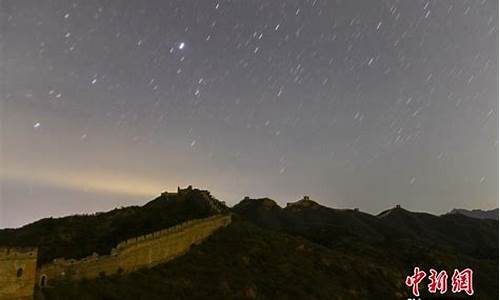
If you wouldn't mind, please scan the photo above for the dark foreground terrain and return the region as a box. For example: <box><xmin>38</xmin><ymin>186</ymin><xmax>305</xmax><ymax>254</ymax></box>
<box><xmin>1</xmin><ymin>187</ymin><xmax>497</xmax><ymax>299</ymax></box>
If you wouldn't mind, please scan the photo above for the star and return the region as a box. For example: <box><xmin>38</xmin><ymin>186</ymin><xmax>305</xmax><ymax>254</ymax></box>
<box><xmin>1</xmin><ymin>0</ymin><xmax>495</xmax><ymax>227</ymax></box>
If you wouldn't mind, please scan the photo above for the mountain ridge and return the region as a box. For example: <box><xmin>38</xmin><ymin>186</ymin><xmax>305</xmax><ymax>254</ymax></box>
<box><xmin>0</xmin><ymin>187</ymin><xmax>497</xmax><ymax>299</ymax></box>
<box><xmin>0</xmin><ymin>186</ymin><xmax>226</xmax><ymax>265</ymax></box>
<box><xmin>448</xmin><ymin>208</ymin><xmax>498</xmax><ymax>220</ymax></box>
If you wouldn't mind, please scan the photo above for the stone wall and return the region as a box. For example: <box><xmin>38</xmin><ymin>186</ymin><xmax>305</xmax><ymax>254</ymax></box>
<box><xmin>0</xmin><ymin>247</ymin><xmax>38</xmax><ymax>300</ymax></box>
<box><xmin>37</xmin><ymin>214</ymin><xmax>231</xmax><ymax>286</ymax></box>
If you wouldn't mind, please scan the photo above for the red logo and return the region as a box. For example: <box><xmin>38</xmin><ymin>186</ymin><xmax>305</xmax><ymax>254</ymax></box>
<box><xmin>427</xmin><ymin>269</ymin><xmax>448</xmax><ymax>294</ymax></box>
<box><xmin>405</xmin><ymin>267</ymin><xmax>474</xmax><ymax>297</ymax></box>
<box><xmin>405</xmin><ymin>267</ymin><xmax>426</xmax><ymax>297</ymax></box>
<box><xmin>451</xmin><ymin>268</ymin><xmax>474</xmax><ymax>296</ymax></box>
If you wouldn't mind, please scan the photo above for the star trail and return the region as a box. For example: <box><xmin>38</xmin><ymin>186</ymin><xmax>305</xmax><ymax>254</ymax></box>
<box><xmin>1</xmin><ymin>0</ymin><xmax>497</xmax><ymax>228</ymax></box>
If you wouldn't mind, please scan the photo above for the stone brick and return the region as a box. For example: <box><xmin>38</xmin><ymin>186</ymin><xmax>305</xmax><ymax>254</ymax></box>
<box><xmin>0</xmin><ymin>247</ymin><xmax>38</xmax><ymax>300</ymax></box>
<box><xmin>36</xmin><ymin>214</ymin><xmax>231</xmax><ymax>287</ymax></box>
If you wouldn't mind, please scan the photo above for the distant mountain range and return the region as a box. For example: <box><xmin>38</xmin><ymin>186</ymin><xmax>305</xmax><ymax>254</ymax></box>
<box><xmin>448</xmin><ymin>208</ymin><xmax>498</xmax><ymax>220</ymax></box>
<box><xmin>1</xmin><ymin>187</ymin><xmax>498</xmax><ymax>299</ymax></box>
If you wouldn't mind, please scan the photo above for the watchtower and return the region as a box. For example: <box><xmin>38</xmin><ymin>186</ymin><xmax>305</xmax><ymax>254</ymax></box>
<box><xmin>0</xmin><ymin>247</ymin><xmax>38</xmax><ymax>300</ymax></box>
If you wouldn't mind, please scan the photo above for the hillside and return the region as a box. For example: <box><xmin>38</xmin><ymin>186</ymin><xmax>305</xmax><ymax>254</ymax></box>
<box><xmin>40</xmin><ymin>218</ymin><xmax>408</xmax><ymax>299</ymax></box>
<box><xmin>378</xmin><ymin>206</ymin><xmax>498</xmax><ymax>259</ymax></box>
<box><xmin>448</xmin><ymin>208</ymin><xmax>499</xmax><ymax>220</ymax></box>
<box><xmin>234</xmin><ymin>197</ymin><xmax>498</xmax><ymax>260</ymax></box>
<box><xmin>0</xmin><ymin>186</ymin><xmax>226</xmax><ymax>265</ymax></box>
<box><xmin>39</xmin><ymin>217</ymin><xmax>498</xmax><ymax>299</ymax></box>
<box><xmin>1</xmin><ymin>189</ymin><xmax>497</xmax><ymax>299</ymax></box>
<box><xmin>233</xmin><ymin>197</ymin><xmax>498</xmax><ymax>298</ymax></box>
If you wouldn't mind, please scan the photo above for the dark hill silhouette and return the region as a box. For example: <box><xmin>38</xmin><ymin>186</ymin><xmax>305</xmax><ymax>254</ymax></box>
<box><xmin>234</xmin><ymin>197</ymin><xmax>498</xmax><ymax>260</ymax></box>
<box><xmin>232</xmin><ymin>197</ymin><xmax>285</xmax><ymax>229</ymax></box>
<box><xmin>40</xmin><ymin>218</ymin><xmax>410</xmax><ymax>299</ymax></box>
<box><xmin>378</xmin><ymin>206</ymin><xmax>498</xmax><ymax>259</ymax></box>
<box><xmin>0</xmin><ymin>187</ymin><xmax>497</xmax><ymax>299</ymax></box>
<box><xmin>448</xmin><ymin>208</ymin><xmax>499</xmax><ymax>220</ymax></box>
<box><xmin>39</xmin><ymin>215</ymin><xmax>499</xmax><ymax>300</ymax></box>
<box><xmin>0</xmin><ymin>186</ymin><xmax>226</xmax><ymax>265</ymax></box>
<box><xmin>232</xmin><ymin>196</ymin><xmax>498</xmax><ymax>299</ymax></box>
<box><xmin>234</xmin><ymin>196</ymin><xmax>389</xmax><ymax>246</ymax></box>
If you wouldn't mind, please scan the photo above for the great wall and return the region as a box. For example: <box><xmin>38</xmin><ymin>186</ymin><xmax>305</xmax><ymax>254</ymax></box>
<box><xmin>0</xmin><ymin>214</ymin><xmax>232</xmax><ymax>300</ymax></box>
<box><xmin>0</xmin><ymin>248</ymin><xmax>38</xmax><ymax>300</ymax></box>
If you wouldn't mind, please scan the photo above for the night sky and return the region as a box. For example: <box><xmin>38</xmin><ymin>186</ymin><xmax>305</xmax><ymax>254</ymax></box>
<box><xmin>1</xmin><ymin>0</ymin><xmax>498</xmax><ymax>228</ymax></box>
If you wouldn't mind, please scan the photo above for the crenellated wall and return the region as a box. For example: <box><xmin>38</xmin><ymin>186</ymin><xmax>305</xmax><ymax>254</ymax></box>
<box><xmin>0</xmin><ymin>247</ymin><xmax>38</xmax><ymax>300</ymax></box>
<box><xmin>36</xmin><ymin>214</ymin><xmax>231</xmax><ymax>287</ymax></box>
